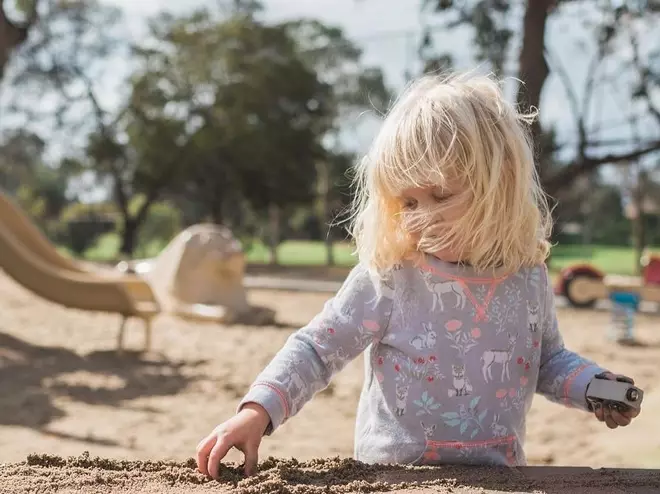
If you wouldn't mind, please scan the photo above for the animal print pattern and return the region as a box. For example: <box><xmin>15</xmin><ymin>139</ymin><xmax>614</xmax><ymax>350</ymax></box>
<box><xmin>239</xmin><ymin>257</ymin><xmax>609</xmax><ymax>467</ymax></box>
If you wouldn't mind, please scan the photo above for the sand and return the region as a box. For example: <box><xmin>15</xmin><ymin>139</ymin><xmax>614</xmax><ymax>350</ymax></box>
<box><xmin>0</xmin><ymin>267</ymin><xmax>659</xmax><ymax>493</ymax></box>
<box><xmin>2</xmin><ymin>452</ymin><xmax>660</xmax><ymax>493</ymax></box>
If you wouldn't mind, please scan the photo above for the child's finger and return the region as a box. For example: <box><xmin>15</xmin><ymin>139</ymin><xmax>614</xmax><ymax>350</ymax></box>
<box><xmin>594</xmin><ymin>406</ymin><xmax>605</xmax><ymax>422</ymax></box>
<box><xmin>243</xmin><ymin>444</ymin><xmax>259</xmax><ymax>477</ymax></box>
<box><xmin>207</xmin><ymin>435</ymin><xmax>234</xmax><ymax>480</ymax></box>
<box><xmin>611</xmin><ymin>409</ymin><xmax>631</xmax><ymax>427</ymax></box>
<box><xmin>603</xmin><ymin>409</ymin><xmax>618</xmax><ymax>429</ymax></box>
<box><xmin>196</xmin><ymin>435</ymin><xmax>216</xmax><ymax>476</ymax></box>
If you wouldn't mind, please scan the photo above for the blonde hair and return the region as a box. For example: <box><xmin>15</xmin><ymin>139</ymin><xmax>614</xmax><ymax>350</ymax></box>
<box><xmin>348</xmin><ymin>71</ymin><xmax>552</xmax><ymax>276</ymax></box>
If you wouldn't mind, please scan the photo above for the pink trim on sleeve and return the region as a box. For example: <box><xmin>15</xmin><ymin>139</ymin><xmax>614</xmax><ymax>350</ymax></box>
<box><xmin>562</xmin><ymin>364</ymin><xmax>590</xmax><ymax>407</ymax></box>
<box><xmin>252</xmin><ymin>382</ymin><xmax>290</xmax><ymax>418</ymax></box>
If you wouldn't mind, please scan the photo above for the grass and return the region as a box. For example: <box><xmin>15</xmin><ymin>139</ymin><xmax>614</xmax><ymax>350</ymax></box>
<box><xmin>246</xmin><ymin>241</ymin><xmax>658</xmax><ymax>276</ymax></box>
<box><xmin>550</xmin><ymin>244</ymin><xmax>657</xmax><ymax>276</ymax></box>
<box><xmin>245</xmin><ymin>240</ymin><xmax>356</xmax><ymax>266</ymax></box>
<box><xmin>62</xmin><ymin>231</ymin><xmax>658</xmax><ymax>276</ymax></box>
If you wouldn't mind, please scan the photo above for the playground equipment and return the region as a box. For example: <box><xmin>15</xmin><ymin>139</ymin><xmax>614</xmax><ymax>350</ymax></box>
<box><xmin>117</xmin><ymin>224</ymin><xmax>276</xmax><ymax>326</ymax></box>
<box><xmin>0</xmin><ymin>192</ymin><xmax>160</xmax><ymax>352</ymax></box>
<box><xmin>554</xmin><ymin>253</ymin><xmax>660</xmax><ymax>309</ymax></box>
<box><xmin>0</xmin><ymin>192</ymin><xmax>277</xmax><ymax>352</ymax></box>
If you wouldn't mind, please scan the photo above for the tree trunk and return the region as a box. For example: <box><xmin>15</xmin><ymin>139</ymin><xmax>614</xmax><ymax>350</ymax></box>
<box><xmin>267</xmin><ymin>203</ymin><xmax>280</xmax><ymax>265</ymax></box>
<box><xmin>325</xmin><ymin>232</ymin><xmax>335</xmax><ymax>267</ymax></box>
<box><xmin>210</xmin><ymin>197</ymin><xmax>224</xmax><ymax>225</ymax></box>
<box><xmin>120</xmin><ymin>218</ymin><xmax>138</xmax><ymax>257</ymax></box>
<box><xmin>0</xmin><ymin>12</ymin><xmax>26</xmax><ymax>80</ymax></box>
<box><xmin>318</xmin><ymin>164</ymin><xmax>335</xmax><ymax>267</ymax></box>
<box><xmin>632</xmin><ymin>171</ymin><xmax>648</xmax><ymax>275</ymax></box>
<box><xmin>632</xmin><ymin>213</ymin><xmax>646</xmax><ymax>276</ymax></box>
<box><xmin>0</xmin><ymin>1</ymin><xmax>38</xmax><ymax>82</ymax></box>
<box><xmin>516</xmin><ymin>0</ymin><xmax>553</xmax><ymax>175</ymax></box>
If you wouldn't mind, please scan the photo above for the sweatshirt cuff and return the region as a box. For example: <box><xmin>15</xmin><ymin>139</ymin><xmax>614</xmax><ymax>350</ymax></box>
<box><xmin>237</xmin><ymin>382</ymin><xmax>289</xmax><ymax>436</ymax></box>
<box><xmin>562</xmin><ymin>363</ymin><xmax>608</xmax><ymax>411</ymax></box>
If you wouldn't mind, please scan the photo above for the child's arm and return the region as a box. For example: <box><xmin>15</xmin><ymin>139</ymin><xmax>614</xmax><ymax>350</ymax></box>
<box><xmin>237</xmin><ymin>263</ymin><xmax>394</xmax><ymax>434</ymax></box>
<box><xmin>535</xmin><ymin>265</ymin><xmax>609</xmax><ymax>411</ymax></box>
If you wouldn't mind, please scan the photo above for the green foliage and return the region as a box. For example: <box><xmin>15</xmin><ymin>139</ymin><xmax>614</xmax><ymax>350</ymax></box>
<box><xmin>58</xmin><ymin>201</ymin><xmax>116</xmax><ymax>254</ymax></box>
<box><xmin>83</xmin><ymin>232</ymin><xmax>120</xmax><ymax>261</ymax></box>
<box><xmin>246</xmin><ymin>240</ymin><xmax>356</xmax><ymax>266</ymax></box>
<box><xmin>420</xmin><ymin>0</ymin><xmax>512</xmax><ymax>76</ymax></box>
<box><xmin>129</xmin><ymin>196</ymin><xmax>182</xmax><ymax>254</ymax></box>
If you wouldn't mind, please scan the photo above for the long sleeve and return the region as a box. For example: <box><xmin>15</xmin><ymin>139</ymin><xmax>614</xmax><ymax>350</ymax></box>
<box><xmin>238</xmin><ymin>263</ymin><xmax>395</xmax><ymax>434</ymax></box>
<box><xmin>535</xmin><ymin>265</ymin><xmax>608</xmax><ymax>411</ymax></box>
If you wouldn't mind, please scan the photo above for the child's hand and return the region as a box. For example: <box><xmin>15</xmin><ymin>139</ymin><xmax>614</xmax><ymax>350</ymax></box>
<box><xmin>591</xmin><ymin>372</ymin><xmax>641</xmax><ymax>429</ymax></box>
<box><xmin>196</xmin><ymin>403</ymin><xmax>271</xmax><ymax>479</ymax></box>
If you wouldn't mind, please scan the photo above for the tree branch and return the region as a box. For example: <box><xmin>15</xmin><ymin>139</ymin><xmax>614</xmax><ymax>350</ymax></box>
<box><xmin>74</xmin><ymin>67</ymin><xmax>130</xmax><ymax>216</ymax></box>
<box><xmin>629</xmin><ymin>27</ymin><xmax>660</xmax><ymax>127</ymax></box>
<box><xmin>545</xmin><ymin>140</ymin><xmax>660</xmax><ymax>195</ymax></box>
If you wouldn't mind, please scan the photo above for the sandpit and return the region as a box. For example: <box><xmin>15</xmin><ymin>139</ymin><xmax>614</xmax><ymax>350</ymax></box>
<box><xmin>2</xmin><ymin>452</ymin><xmax>659</xmax><ymax>494</ymax></box>
<box><xmin>1</xmin><ymin>267</ymin><xmax>660</xmax><ymax>491</ymax></box>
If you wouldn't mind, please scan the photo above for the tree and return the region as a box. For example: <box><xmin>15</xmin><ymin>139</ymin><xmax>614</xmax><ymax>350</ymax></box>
<box><xmin>130</xmin><ymin>7</ymin><xmax>339</xmax><ymax>263</ymax></box>
<box><xmin>0</xmin><ymin>129</ymin><xmax>69</xmax><ymax>224</ymax></box>
<box><xmin>2</xmin><ymin>0</ymin><xmax>127</xmax><ymax>134</ymax></box>
<box><xmin>0</xmin><ymin>0</ymin><xmax>37</xmax><ymax>80</ymax></box>
<box><xmin>417</xmin><ymin>1</ymin><xmax>660</xmax><ymax>198</ymax></box>
<box><xmin>283</xmin><ymin>19</ymin><xmax>391</xmax><ymax>264</ymax></box>
<box><xmin>0</xmin><ymin>129</ymin><xmax>45</xmax><ymax>192</ymax></box>
<box><xmin>69</xmin><ymin>78</ymin><xmax>192</xmax><ymax>256</ymax></box>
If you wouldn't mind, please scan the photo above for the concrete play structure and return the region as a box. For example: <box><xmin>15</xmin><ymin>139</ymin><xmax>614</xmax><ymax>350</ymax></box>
<box><xmin>116</xmin><ymin>224</ymin><xmax>275</xmax><ymax>326</ymax></box>
<box><xmin>0</xmin><ymin>192</ymin><xmax>275</xmax><ymax>352</ymax></box>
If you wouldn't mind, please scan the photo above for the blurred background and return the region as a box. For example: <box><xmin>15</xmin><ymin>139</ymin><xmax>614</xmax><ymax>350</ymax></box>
<box><xmin>0</xmin><ymin>0</ymin><xmax>658</xmax><ymax>273</ymax></box>
<box><xmin>0</xmin><ymin>0</ymin><xmax>659</xmax><ymax>471</ymax></box>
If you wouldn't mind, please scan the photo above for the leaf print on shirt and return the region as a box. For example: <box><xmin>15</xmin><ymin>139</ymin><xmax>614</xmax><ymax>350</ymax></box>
<box><xmin>414</xmin><ymin>391</ymin><xmax>442</xmax><ymax>416</ymax></box>
<box><xmin>440</xmin><ymin>396</ymin><xmax>488</xmax><ymax>439</ymax></box>
<box><xmin>496</xmin><ymin>387</ymin><xmax>525</xmax><ymax>412</ymax></box>
<box><xmin>353</xmin><ymin>320</ymin><xmax>381</xmax><ymax>348</ymax></box>
<box><xmin>445</xmin><ymin>320</ymin><xmax>480</xmax><ymax>358</ymax></box>
<box><xmin>488</xmin><ymin>285</ymin><xmax>523</xmax><ymax>335</ymax></box>
<box><xmin>393</xmin><ymin>355</ymin><xmax>445</xmax><ymax>383</ymax></box>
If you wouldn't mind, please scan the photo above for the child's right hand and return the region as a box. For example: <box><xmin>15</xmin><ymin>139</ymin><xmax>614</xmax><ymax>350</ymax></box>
<box><xmin>196</xmin><ymin>403</ymin><xmax>271</xmax><ymax>479</ymax></box>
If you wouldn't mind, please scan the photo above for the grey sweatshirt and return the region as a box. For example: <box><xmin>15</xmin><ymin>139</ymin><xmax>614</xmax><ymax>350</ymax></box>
<box><xmin>239</xmin><ymin>256</ymin><xmax>608</xmax><ymax>466</ymax></box>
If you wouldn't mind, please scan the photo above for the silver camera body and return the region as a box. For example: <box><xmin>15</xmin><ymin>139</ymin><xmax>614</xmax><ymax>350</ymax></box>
<box><xmin>586</xmin><ymin>377</ymin><xmax>644</xmax><ymax>412</ymax></box>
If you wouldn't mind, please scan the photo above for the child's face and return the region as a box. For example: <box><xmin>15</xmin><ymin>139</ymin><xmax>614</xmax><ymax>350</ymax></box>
<box><xmin>398</xmin><ymin>184</ymin><xmax>468</xmax><ymax>263</ymax></box>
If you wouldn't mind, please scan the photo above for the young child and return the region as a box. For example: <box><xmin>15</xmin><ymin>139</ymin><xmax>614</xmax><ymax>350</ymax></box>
<box><xmin>196</xmin><ymin>72</ymin><xmax>640</xmax><ymax>479</ymax></box>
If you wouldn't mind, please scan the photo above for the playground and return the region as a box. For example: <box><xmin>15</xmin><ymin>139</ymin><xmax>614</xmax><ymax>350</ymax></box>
<box><xmin>1</xmin><ymin>261</ymin><xmax>660</xmax><ymax>492</ymax></box>
<box><xmin>0</xmin><ymin>189</ymin><xmax>659</xmax><ymax>493</ymax></box>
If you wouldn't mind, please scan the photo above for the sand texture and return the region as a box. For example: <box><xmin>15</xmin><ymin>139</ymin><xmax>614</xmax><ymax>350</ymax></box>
<box><xmin>2</xmin><ymin>452</ymin><xmax>660</xmax><ymax>494</ymax></box>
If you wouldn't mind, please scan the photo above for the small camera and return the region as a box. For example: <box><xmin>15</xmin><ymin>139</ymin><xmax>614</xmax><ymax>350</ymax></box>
<box><xmin>586</xmin><ymin>375</ymin><xmax>644</xmax><ymax>412</ymax></box>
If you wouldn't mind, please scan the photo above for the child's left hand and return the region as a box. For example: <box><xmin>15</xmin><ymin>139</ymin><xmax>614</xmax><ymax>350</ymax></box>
<box><xmin>591</xmin><ymin>372</ymin><xmax>641</xmax><ymax>429</ymax></box>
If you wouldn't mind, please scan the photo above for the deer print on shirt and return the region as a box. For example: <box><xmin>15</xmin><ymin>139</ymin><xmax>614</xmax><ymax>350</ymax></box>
<box><xmin>448</xmin><ymin>364</ymin><xmax>473</xmax><ymax>397</ymax></box>
<box><xmin>410</xmin><ymin>323</ymin><xmax>437</xmax><ymax>351</ymax></box>
<box><xmin>421</xmin><ymin>271</ymin><xmax>467</xmax><ymax>311</ymax></box>
<box><xmin>421</xmin><ymin>422</ymin><xmax>437</xmax><ymax>440</ymax></box>
<box><xmin>366</xmin><ymin>275</ymin><xmax>395</xmax><ymax>308</ymax></box>
<box><xmin>395</xmin><ymin>382</ymin><xmax>410</xmax><ymax>416</ymax></box>
<box><xmin>527</xmin><ymin>301</ymin><xmax>540</xmax><ymax>333</ymax></box>
<box><xmin>481</xmin><ymin>333</ymin><xmax>517</xmax><ymax>383</ymax></box>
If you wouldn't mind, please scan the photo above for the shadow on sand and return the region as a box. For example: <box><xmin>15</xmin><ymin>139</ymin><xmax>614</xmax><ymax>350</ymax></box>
<box><xmin>0</xmin><ymin>331</ymin><xmax>207</xmax><ymax>436</ymax></box>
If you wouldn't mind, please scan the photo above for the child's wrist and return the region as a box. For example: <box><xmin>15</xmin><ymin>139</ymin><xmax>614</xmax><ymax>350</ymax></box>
<box><xmin>241</xmin><ymin>402</ymin><xmax>272</xmax><ymax>434</ymax></box>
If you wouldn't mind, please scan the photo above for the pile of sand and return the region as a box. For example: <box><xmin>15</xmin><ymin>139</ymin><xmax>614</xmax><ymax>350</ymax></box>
<box><xmin>1</xmin><ymin>452</ymin><xmax>658</xmax><ymax>494</ymax></box>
